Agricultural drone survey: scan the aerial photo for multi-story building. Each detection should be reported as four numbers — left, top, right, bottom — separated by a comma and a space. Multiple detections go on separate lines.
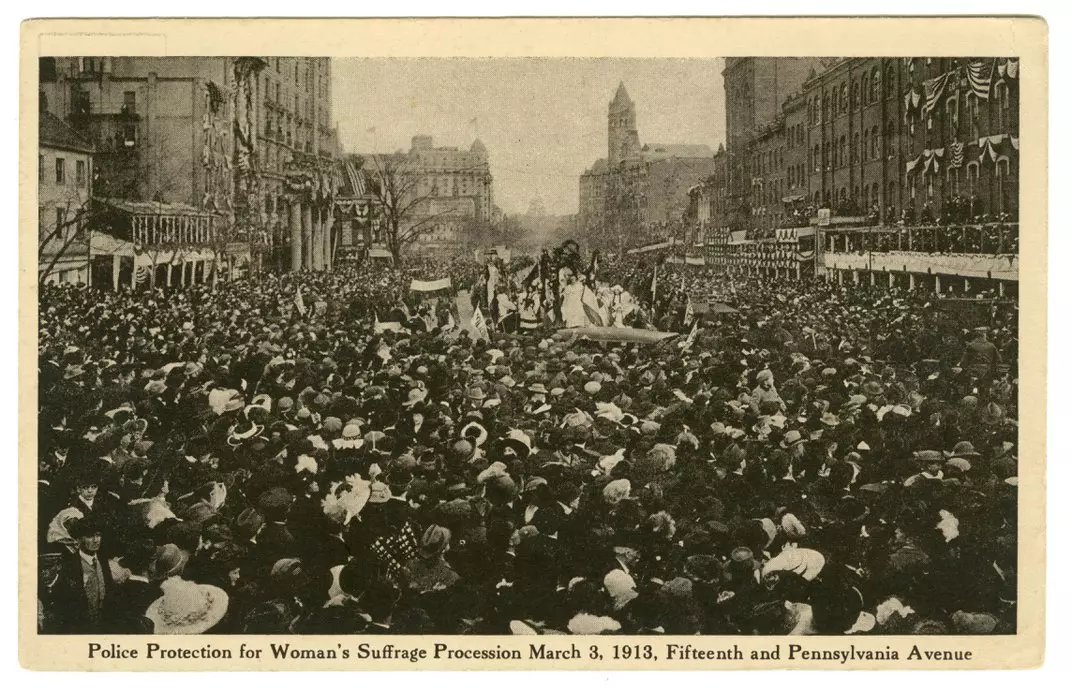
722, 58, 827, 230
38, 111, 94, 285
579, 82, 717, 252
39, 56, 340, 279
711, 56, 1020, 295
346, 136, 494, 259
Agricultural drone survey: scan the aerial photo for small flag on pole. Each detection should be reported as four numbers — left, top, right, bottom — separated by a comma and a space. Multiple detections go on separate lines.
684, 295, 694, 326
680, 320, 699, 353
470, 306, 491, 342
651, 264, 658, 304
294, 287, 307, 316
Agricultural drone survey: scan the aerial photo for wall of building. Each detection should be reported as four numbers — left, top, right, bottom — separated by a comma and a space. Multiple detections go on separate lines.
38, 143, 93, 284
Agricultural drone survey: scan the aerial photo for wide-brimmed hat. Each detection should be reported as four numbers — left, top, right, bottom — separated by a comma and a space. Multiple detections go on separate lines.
860, 380, 885, 397
528, 382, 548, 395
466, 386, 487, 401
946, 441, 982, 458
146, 579, 229, 634
499, 429, 533, 460
227, 420, 264, 447
820, 412, 840, 427
460, 421, 489, 448
403, 388, 427, 407
367, 481, 392, 504
419, 525, 451, 557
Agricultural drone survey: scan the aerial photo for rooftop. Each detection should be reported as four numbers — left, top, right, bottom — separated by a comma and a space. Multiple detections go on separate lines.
39, 110, 94, 154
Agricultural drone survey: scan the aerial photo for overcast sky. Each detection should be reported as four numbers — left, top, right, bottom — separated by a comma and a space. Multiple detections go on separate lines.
332, 58, 726, 216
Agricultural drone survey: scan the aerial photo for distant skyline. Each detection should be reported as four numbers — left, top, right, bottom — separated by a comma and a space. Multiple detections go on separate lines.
332, 58, 726, 216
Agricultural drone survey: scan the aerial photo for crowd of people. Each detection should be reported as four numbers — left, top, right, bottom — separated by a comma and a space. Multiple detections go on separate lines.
37, 249, 1018, 636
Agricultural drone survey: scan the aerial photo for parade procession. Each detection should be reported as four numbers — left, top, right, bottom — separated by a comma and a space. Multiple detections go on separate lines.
35, 55, 1020, 638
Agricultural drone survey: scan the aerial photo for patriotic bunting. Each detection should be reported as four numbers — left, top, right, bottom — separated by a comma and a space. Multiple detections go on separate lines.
905, 154, 923, 175
949, 141, 965, 169
922, 71, 952, 116
903, 88, 922, 122
967, 60, 995, 100
922, 148, 945, 175
997, 58, 1019, 81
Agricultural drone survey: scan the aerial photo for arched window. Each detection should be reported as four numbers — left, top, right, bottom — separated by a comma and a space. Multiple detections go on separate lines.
823, 90, 830, 121
813, 144, 820, 171
871, 125, 880, 159
840, 187, 847, 202
884, 120, 895, 158
870, 67, 880, 102
888, 181, 897, 209
872, 183, 880, 208
862, 130, 870, 161
822, 141, 829, 169
996, 157, 1010, 213
860, 74, 869, 106
807, 98, 814, 124
838, 136, 847, 168
863, 185, 871, 209
851, 81, 859, 110
854, 185, 861, 204
995, 81, 1010, 131
966, 92, 980, 138
840, 83, 848, 114
852, 132, 860, 163
946, 165, 960, 198
966, 162, 979, 199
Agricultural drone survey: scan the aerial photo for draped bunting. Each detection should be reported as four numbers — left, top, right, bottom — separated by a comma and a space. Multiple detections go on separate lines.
903, 88, 922, 122
977, 134, 1019, 164
922, 148, 945, 175
997, 58, 1019, 81
922, 71, 952, 115
967, 60, 995, 100
949, 141, 965, 169
905, 155, 922, 175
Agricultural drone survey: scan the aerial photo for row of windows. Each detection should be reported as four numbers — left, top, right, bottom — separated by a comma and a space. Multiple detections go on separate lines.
809, 63, 891, 125
40, 155, 87, 187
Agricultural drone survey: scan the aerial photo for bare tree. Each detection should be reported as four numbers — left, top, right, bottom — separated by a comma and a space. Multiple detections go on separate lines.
364, 153, 452, 264
38, 196, 94, 284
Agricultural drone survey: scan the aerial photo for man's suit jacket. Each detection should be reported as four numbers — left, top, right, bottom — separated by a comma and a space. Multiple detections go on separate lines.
49, 550, 115, 634
104, 578, 159, 633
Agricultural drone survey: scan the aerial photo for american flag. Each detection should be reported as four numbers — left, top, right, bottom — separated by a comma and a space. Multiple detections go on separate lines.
371, 522, 419, 579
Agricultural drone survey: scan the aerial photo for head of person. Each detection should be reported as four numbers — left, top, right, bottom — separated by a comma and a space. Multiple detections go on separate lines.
69, 516, 103, 555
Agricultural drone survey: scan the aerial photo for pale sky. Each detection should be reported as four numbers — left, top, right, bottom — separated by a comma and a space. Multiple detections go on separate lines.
332, 58, 726, 216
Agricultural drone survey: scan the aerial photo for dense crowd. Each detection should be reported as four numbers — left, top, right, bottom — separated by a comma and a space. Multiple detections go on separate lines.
37, 252, 1018, 636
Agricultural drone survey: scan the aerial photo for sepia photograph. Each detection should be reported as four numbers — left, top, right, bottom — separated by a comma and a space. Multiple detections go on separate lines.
19, 16, 1047, 671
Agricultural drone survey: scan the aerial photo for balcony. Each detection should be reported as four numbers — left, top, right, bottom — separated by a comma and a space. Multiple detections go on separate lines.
823, 251, 1018, 281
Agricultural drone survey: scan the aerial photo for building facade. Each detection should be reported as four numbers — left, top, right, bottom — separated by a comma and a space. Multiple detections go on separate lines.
579, 82, 717, 253
38, 111, 94, 285
722, 58, 827, 230
39, 56, 341, 279
347, 136, 494, 258
706, 56, 1020, 293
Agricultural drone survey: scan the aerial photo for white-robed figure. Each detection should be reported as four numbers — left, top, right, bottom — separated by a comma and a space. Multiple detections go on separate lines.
560, 269, 587, 328
608, 285, 636, 327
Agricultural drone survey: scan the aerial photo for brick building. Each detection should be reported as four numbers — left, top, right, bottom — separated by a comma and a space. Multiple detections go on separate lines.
39, 56, 341, 277
579, 82, 717, 253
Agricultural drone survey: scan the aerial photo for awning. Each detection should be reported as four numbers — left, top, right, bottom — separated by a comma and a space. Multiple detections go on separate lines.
781, 193, 806, 203
368, 248, 393, 259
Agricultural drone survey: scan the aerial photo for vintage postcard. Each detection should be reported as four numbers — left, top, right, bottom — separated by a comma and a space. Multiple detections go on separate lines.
19, 17, 1046, 670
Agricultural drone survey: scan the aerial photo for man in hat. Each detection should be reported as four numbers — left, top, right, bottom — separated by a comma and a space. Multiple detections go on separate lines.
959, 327, 1000, 381
49, 515, 114, 633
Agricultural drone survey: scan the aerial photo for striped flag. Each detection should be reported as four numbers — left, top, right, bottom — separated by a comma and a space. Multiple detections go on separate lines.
581, 284, 605, 327
922, 71, 951, 116
949, 141, 965, 169
680, 320, 699, 353
470, 306, 491, 342
967, 60, 994, 100
684, 295, 695, 326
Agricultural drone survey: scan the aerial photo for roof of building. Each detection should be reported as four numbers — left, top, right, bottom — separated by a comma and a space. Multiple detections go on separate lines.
641, 143, 714, 161
96, 197, 218, 217
610, 81, 633, 110
470, 138, 487, 155
39, 111, 94, 154
583, 158, 608, 175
